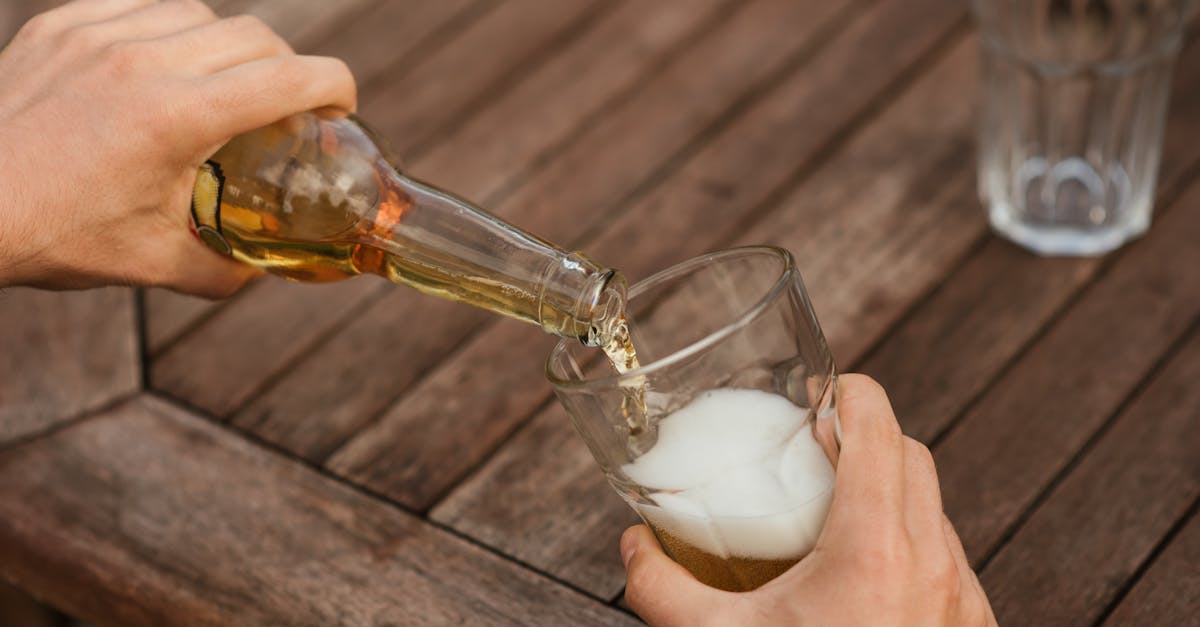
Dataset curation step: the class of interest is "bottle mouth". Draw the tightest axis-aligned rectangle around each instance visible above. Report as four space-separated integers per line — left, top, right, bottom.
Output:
582 269 627 347
534 253 627 344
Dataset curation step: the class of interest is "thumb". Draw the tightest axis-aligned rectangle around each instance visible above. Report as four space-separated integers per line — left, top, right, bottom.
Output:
621 525 728 626
166 231 263 299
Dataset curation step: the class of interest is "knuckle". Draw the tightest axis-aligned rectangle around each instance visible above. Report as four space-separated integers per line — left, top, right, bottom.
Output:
903 437 935 468
622 563 659 611
624 567 650 601
226 14 275 40
858 533 914 575
329 57 355 82
63 24 108 54
329 58 357 100
17 11 61 42
929 555 962 599
99 41 148 79
143 98 186 148
178 0 218 21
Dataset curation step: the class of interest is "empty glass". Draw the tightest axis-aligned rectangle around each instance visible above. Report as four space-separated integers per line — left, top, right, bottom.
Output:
546 247 839 592
973 0 1191 256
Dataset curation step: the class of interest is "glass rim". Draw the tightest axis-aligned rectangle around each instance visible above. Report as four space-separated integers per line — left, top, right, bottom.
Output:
545 245 796 390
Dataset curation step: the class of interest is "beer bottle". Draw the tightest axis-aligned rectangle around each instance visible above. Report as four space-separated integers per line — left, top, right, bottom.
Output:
191 109 625 346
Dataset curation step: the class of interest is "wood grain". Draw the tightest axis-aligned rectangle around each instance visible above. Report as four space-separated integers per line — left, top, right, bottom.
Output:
325 0 962 515
236 0 851 469
980 328 1200 624
859 239 1097 442
213 0 380 48
727 42 979 365
858 33 1200 443
428 15 976 599
0 288 138 445
151 277 389 416
413 0 734 202
359 0 608 161
0 395 639 627
933 180 1200 566
1102 510 1200 627
432 400 641 601
144 288 228 357
306 0 485 87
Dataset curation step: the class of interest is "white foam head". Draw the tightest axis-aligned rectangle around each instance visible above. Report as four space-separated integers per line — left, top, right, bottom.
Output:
621 388 835 560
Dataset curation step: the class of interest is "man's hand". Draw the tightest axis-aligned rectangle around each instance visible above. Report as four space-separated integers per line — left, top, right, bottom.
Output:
0 0 357 297
621 374 998 627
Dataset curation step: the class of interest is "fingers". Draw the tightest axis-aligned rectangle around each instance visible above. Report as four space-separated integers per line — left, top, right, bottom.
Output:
75 0 216 44
941 514 970 569
942 517 988 608
827 374 906 532
157 14 293 75
23 0 156 34
902 437 946 555
168 246 261 299
943 515 998 625
200 54 357 139
155 228 261 299
621 525 727 627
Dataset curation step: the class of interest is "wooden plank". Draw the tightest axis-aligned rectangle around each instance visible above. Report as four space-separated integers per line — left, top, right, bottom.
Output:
150 277 388 416
432 401 640 600
231 284 495 462
150 0 611 416
725 47 978 365
359 0 608 161
979 328 1200 625
860 238 1098 443
235 0 848 465
426 14 975 599
144 288 229 357
0 288 138 445
858 33 1200 443
212 0 380 48
933 180 1200 566
411 0 734 202
0 395 639 627
1103 510 1200 627
306 0 485 86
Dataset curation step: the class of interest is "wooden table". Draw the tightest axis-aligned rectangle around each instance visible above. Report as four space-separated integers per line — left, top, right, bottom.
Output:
2 1 1197 624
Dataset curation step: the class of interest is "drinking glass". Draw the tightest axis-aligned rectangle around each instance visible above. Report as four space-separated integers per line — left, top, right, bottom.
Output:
546 246 839 592
973 0 1191 256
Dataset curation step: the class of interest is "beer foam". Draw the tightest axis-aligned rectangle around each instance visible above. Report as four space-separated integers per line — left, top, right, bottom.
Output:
622 388 835 560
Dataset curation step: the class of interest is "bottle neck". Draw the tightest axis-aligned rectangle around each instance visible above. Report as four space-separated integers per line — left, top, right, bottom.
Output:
358 149 623 343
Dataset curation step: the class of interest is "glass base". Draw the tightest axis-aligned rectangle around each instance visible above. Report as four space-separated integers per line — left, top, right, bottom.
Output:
987 202 1150 257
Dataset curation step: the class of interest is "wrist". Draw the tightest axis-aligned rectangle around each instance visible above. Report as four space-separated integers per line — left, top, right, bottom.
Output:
0 143 47 287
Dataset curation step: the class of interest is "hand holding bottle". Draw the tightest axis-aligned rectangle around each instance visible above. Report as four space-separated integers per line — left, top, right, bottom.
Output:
621 374 998 627
0 0 356 297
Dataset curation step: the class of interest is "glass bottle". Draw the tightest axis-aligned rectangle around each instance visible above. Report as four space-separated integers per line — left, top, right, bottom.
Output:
190 109 625 345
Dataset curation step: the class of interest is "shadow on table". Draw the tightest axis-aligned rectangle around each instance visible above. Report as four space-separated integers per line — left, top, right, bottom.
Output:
0 580 79 627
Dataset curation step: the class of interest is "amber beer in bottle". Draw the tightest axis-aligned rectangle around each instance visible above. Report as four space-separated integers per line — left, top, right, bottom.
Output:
190 109 627 346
